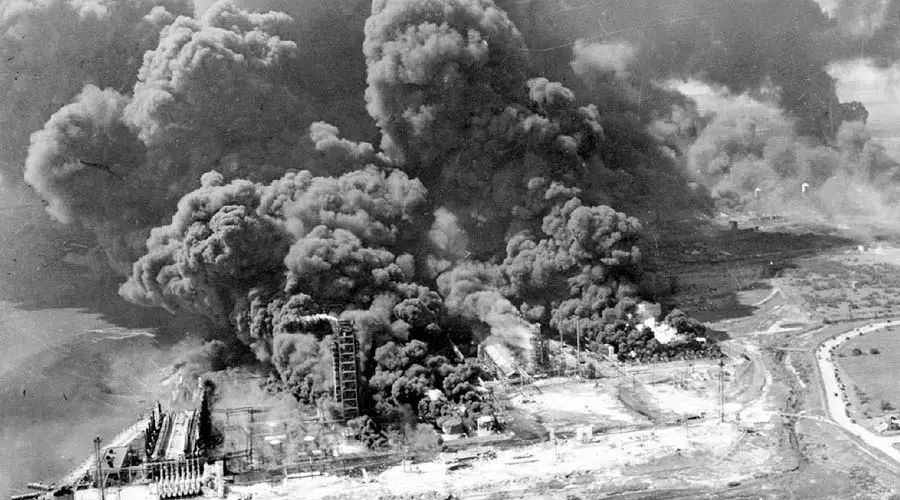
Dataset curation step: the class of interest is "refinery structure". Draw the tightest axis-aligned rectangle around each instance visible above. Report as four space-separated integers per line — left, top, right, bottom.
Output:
11 310 745 500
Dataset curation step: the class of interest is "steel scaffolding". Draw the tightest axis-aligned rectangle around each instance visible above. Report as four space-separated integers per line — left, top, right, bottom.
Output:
335 321 360 420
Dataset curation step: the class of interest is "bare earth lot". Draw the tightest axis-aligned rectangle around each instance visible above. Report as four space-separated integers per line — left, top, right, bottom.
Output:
16 210 900 499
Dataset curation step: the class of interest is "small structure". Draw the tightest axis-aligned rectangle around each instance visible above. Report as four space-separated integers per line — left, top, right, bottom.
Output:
801 182 810 196
880 415 900 433
476 416 496 437
599 344 616 360
440 416 464 435
439 416 465 441
575 425 593 443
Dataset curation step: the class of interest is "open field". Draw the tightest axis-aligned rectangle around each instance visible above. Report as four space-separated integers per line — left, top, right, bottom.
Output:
642 216 851 324
508 378 643 434
834 326 900 427
784 252 900 321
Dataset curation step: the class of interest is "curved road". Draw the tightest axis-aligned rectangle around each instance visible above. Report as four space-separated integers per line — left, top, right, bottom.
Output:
815 320 900 463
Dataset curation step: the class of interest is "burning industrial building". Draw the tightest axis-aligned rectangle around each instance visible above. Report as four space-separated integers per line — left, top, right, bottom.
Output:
8 0 900 495
6 0 726 437
0 0 821 443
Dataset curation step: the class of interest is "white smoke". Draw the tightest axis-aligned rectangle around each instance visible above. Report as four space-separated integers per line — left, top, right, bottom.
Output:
641 317 682 345
634 301 683 345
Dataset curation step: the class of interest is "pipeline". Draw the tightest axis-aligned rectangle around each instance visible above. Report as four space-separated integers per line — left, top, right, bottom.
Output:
157 458 203 499
153 413 173 461
11 494 43 500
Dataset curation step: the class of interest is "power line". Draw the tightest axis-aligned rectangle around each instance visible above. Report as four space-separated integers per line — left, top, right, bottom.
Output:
525 12 725 53
719 358 726 423
519 1 770 54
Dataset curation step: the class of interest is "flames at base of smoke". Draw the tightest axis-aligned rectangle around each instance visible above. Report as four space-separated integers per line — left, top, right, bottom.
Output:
9 0 744 436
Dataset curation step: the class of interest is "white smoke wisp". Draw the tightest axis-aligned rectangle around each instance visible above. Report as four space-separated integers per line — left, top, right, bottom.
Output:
641 317 682 345
634 301 682 345
570 40 637 80
634 301 662 322
298 314 340 329
484 317 534 361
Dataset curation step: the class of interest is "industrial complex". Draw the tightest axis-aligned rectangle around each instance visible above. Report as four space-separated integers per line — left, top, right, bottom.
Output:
11 308 751 500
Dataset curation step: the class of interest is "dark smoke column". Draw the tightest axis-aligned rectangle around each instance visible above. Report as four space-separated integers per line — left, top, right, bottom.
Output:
362 0 611 256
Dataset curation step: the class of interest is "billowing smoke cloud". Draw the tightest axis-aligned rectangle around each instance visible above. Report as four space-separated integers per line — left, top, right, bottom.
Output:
0 0 192 185
500 179 643 341
119 162 480 416
436 262 533 355
824 0 900 66
571 40 636 80
11 0 741 431
22 1 347 270
497 0 878 141
363 0 710 259
686 85 900 219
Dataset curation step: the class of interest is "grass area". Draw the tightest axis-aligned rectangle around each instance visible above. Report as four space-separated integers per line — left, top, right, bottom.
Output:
784 254 900 320
642 218 852 322
834 326 900 421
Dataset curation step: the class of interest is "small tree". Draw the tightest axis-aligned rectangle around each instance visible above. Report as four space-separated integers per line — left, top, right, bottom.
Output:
882 400 895 411
851 348 863 356
871 347 881 355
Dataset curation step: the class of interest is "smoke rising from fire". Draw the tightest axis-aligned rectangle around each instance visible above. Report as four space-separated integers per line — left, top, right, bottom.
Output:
0 0 192 184
7 0 900 430
684 84 900 221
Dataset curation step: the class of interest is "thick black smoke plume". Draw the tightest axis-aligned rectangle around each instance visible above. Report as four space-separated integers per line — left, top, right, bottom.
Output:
26 0 892 431
0 0 192 185
498 0 871 140
491 0 900 217
686 91 900 218
112 0 718 429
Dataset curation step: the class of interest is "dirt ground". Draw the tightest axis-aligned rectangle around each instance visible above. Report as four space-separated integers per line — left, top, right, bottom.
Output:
230 420 758 500
507 378 644 434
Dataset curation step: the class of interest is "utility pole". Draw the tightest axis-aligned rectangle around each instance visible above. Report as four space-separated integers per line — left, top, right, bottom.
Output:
94 436 106 500
559 328 565 376
576 322 582 377
248 410 253 468
576 322 582 353
719 358 726 423
283 421 289 480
